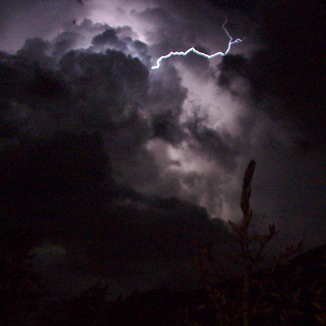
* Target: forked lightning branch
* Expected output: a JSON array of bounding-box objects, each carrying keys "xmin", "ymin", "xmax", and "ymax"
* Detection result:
[{"xmin": 151, "ymin": 20, "xmax": 244, "ymax": 69}]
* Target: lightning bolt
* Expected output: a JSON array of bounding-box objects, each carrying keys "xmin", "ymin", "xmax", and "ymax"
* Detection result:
[{"xmin": 151, "ymin": 20, "xmax": 244, "ymax": 70}]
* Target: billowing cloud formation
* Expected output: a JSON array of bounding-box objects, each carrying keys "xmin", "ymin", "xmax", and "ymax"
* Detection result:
[
  {"xmin": 0, "ymin": 0, "xmax": 86, "ymax": 52},
  {"xmin": 0, "ymin": 0, "xmax": 325, "ymax": 297}
]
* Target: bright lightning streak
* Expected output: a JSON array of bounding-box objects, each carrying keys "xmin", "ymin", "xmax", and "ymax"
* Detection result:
[{"xmin": 151, "ymin": 20, "xmax": 244, "ymax": 70}]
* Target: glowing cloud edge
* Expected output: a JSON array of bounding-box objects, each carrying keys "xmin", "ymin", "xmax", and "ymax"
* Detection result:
[{"xmin": 151, "ymin": 20, "xmax": 244, "ymax": 70}]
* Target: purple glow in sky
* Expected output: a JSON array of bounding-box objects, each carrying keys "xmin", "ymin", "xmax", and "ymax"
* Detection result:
[{"xmin": 0, "ymin": 0, "xmax": 325, "ymax": 299}]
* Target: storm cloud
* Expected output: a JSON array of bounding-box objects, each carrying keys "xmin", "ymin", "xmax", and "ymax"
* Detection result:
[{"xmin": 0, "ymin": 0, "xmax": 325, "ymax": 297}]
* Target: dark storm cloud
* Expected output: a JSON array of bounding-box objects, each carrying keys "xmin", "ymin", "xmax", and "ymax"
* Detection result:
[
  {"xmin": 0, "ymin": 131, "xmax": 235, "ymax": 297},
  {"xmin": 218, "ymin": 0, "xmax": 326, "ymax": 143},
  {"xmin": 0, "ymin": 10, "xmax": 234, "ymax": 295},
  {"xmin": 0, "ymin": 13, "xmax": 191, "ymax": 200},
  {"xmin": 92, "ymin": 28, "xmax": 119, "ymax": 45},
  {"xmin": 51, "ymin": 31, "xmax": 82, "ymax": 57},
  {"xmin": 133, "ymin": 0, "xmax": 326, "ymax": 250},
  {"xmin": 50, "ymin": 19, "xmax": 112, "ymax": 57},
  {"xmin": 207, "ymin": 0, "xmax": 258, "ymax": 11},
  {"xmin": 59, "ymin": 49, "xmax": 148, "ymax": 117},
  {"xmin": 136, "ymin": 6, "xmax": 187, "ymax": 59},
  {"xmin": 217, "ymin": 54, "xmax": 247, "ymax": 88},
  {"xmin": 137, "ymin": 1, "xmax": 228, "ymax": 62},
  {"xmin": 1, "ymin": 0, "xmax": 325, "ymax": 299},
  {"xmin": 0, "ymin": 30, "xmax": 150, "ymax": 136},
  {"xmin": 16, "ymin": 38, "xmax": 51, "ymax": 63},
  {"xmin": 147, "ymin": 66, "xmax": 187, "ymax": 143},
  {"xmin": 0, "ymin": 21, "xmax": 169, "ymax": 221},
  {"xmin": 150, "ymin": 0, "xmax": 252, "ymax": 52},
  {"xmin": 142, "ymin": 0, "xmax": 326, "ymax": 253},
  {"xmin": 188, "ymin": 122, "xmax": 240, "ymax": 171}
]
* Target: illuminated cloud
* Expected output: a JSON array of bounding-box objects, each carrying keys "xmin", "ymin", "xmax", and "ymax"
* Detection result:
[{"xmin": 0, "ymin": 0, "xmax": 325, "ymax": 298}]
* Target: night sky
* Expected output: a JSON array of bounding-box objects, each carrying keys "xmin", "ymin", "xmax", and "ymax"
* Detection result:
[{"xmin": 0, "ymin": 0, "xmax": 325, "ymax": 298}]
